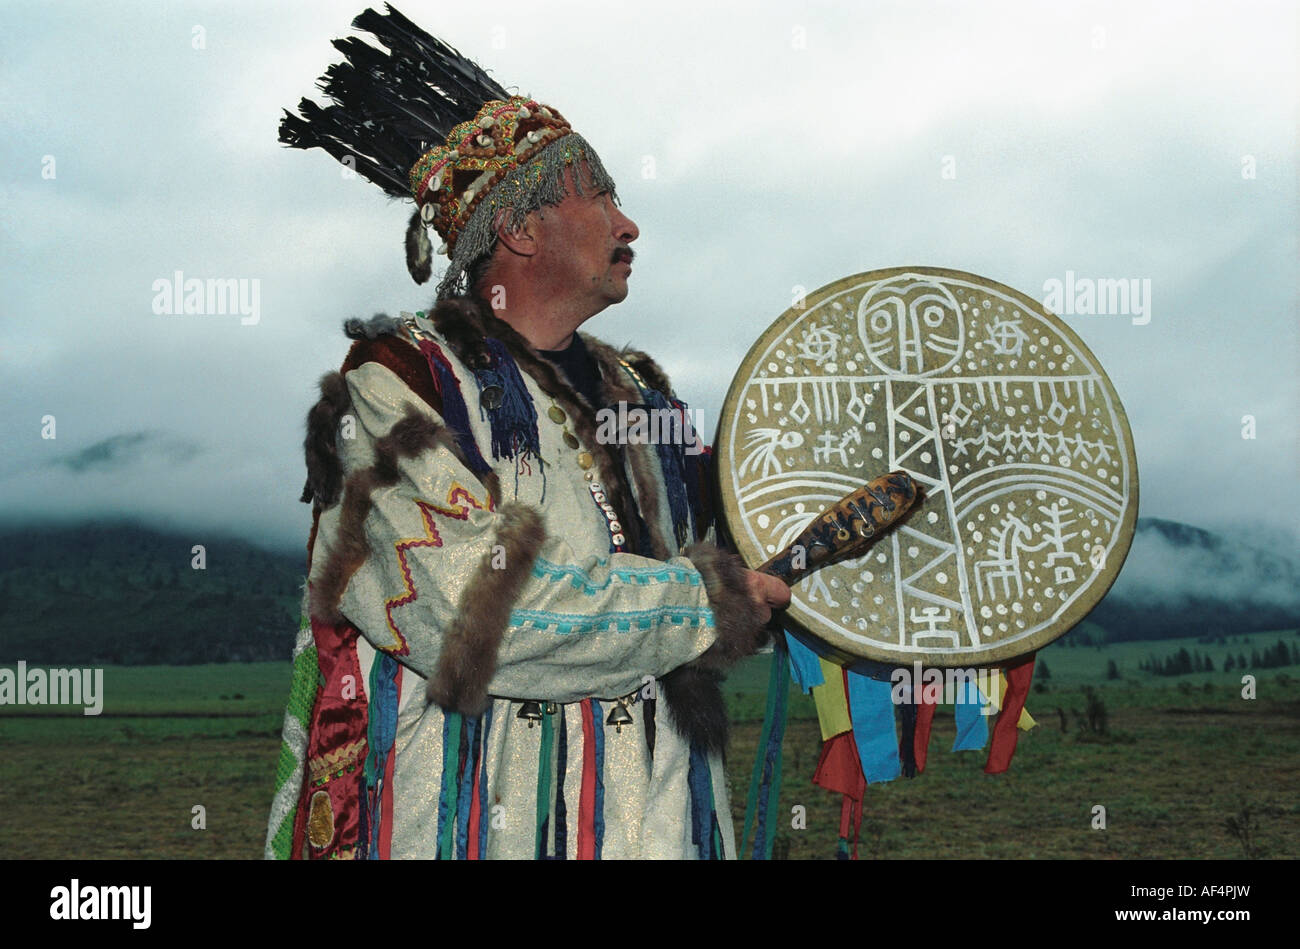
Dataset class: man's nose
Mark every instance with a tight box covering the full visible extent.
[612,206,639,244]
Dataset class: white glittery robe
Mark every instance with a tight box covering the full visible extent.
[303,312,737,859]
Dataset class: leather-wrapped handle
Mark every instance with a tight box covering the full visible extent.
[758,471,919,586]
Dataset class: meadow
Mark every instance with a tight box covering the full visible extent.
[1,630,1296,859]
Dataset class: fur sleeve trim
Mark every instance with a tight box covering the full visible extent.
[308,405,462,625]
[301,371,353,507]
[426,502,547,716]
[681,542,770,672]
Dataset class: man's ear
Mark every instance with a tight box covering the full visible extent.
[494,209,539,258]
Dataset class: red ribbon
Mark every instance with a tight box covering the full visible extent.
[985,654,1036,774]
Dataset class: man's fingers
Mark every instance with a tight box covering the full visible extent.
[763,573,792,609]
[744,569,792,613]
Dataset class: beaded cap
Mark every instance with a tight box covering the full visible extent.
[432,140,618,298]
[409,95,620,299]
[410,96,573,236]
[278,5,618,297]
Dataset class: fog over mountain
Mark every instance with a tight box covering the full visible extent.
[1083,518,1300,641]
[1109,518,1299,609]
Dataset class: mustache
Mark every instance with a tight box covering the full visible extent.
[612,246,634,264]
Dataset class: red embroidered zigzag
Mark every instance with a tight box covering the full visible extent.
[380,483,491,655]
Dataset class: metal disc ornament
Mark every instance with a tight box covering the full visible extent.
[717,266,1139,667]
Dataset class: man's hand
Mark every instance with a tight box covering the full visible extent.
[744,569,792,625]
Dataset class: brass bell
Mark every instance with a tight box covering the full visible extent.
[605,701,633,733]
[517,701,544,727]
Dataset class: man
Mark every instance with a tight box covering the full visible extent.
[265,6,788,860]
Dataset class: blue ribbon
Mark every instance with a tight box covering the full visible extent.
[846,669,901,784]
[363,653,399,859]
[784,630,825,693]
[952,677,989,751]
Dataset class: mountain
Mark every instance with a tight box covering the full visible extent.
[1079,517,1300,642]
[0,521,304,664]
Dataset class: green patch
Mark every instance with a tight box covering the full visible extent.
[1,659,1297,858]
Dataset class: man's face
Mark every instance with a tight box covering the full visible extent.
[528,161,639,315]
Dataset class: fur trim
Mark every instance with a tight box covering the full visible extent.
[681,542,771,672]
[658,666,728,756]
[309,404,461,624]
[426,502,547,715]
[343,313,405,341]
[424,298,494,368]
[582,336,676,559]
[616,419,670,560]
[621,347,676,401]
[654,542,772,754]
[301,371,353,507]
[405,210,432,285]
[427,298,646,555]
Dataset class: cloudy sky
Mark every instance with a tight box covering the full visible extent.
[1,0,1296,561]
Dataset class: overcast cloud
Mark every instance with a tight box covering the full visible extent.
[1,0,1295,560]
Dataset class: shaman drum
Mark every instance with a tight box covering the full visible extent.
[716,267,1139,667]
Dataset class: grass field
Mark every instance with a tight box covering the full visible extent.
[1,630,1296,859]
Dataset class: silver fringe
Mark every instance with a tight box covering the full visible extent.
[433,132,619,300]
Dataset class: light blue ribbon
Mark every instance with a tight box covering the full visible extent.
[846,670,901,784]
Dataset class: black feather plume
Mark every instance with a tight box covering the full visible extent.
[279,4,512,198]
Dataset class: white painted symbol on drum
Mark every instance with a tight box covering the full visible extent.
[858,281,964,376]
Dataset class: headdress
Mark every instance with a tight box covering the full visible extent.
[279,4,618,298]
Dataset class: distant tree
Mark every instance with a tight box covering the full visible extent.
[1106,659,1120,681]
[1081,686,1108,735]
[1239,653,1248,669]
[1205,656,1215,672]
[1225,655,1235,672]
[1251,650,1262,668]
[1194,653,1204,673]
[1038,659,1051,680]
